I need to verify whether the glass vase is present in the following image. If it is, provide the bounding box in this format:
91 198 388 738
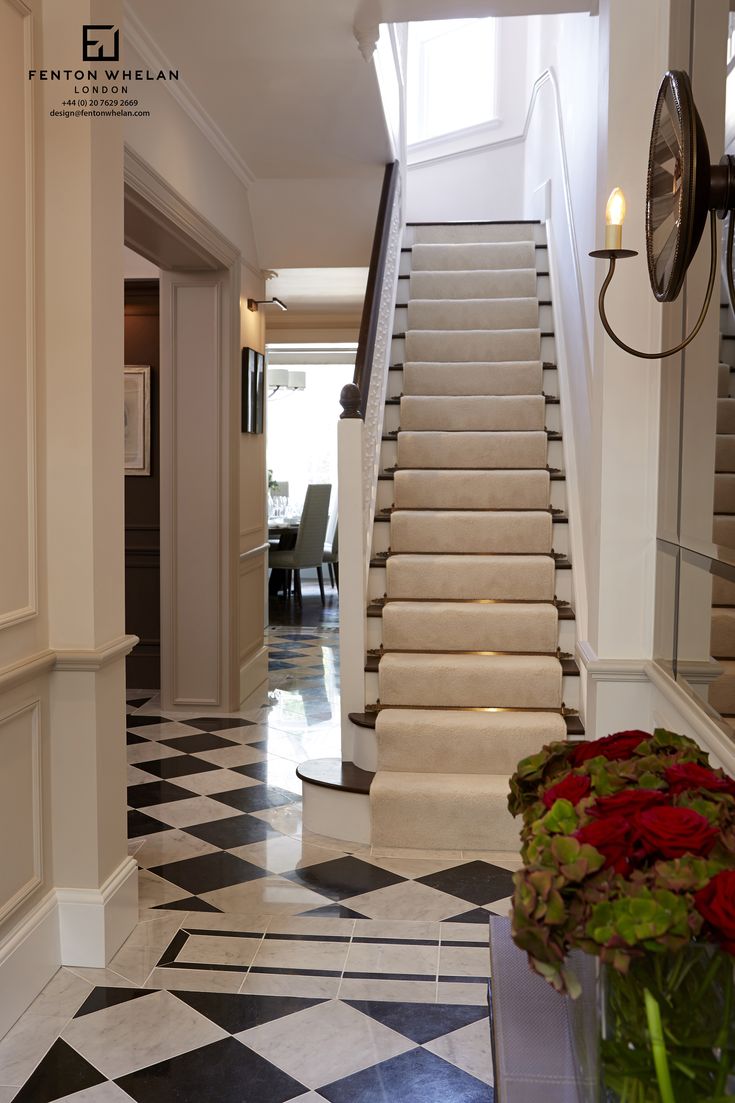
599 945 735 1102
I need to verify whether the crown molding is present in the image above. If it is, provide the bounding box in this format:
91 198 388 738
124 4 256 190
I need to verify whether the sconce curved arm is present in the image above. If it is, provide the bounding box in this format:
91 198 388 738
596 211 717 360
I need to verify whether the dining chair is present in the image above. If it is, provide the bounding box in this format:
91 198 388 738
323 522 338 590
269 483 332 604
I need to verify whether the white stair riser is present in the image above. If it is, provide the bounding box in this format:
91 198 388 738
397 270 551 298
720 339 735 367
404 223 547 245
374 476 566 513
378 437 562 468
720 304 735 337
370 517 568 556
382 402 560 433
364 670 580 709
386 366 559 400
391 333 556 363
367 564 573 602
401 301 553 332
366 613 575 652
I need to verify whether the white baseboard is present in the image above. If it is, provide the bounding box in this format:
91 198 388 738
57 857 138 968
302 781 371 845
0 892 60 1039
240 646 268 705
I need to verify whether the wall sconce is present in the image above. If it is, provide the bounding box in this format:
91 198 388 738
589 70 735 359
247 297 288 312
268 369 306 397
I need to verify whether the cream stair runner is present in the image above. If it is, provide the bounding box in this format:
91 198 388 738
710 358 735 727
370 224 571 851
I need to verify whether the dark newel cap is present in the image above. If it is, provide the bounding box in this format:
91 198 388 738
339 383 363 420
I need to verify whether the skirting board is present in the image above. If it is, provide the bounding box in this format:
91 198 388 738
240 645 268 705
57 856 138 968
0 892 60 1039
301 780 371 845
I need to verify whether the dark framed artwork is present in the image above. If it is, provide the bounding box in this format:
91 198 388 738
241 347 265 433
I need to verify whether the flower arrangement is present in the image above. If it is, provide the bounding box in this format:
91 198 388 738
508 728 735 1101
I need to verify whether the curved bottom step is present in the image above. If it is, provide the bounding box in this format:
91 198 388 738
298 760 372 845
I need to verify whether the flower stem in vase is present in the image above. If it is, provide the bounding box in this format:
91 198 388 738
643 989 676 1103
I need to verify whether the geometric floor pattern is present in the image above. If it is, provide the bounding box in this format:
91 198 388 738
0 626 511 1100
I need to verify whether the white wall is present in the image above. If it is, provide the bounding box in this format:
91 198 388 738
405 17 529 220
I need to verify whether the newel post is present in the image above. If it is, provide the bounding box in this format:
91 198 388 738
338 383 367 761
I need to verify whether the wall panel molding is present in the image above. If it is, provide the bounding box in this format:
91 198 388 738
0 699 42 925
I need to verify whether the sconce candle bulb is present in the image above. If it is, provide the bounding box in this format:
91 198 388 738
604 187 627 250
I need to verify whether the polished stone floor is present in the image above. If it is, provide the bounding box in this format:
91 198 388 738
0 627 515 1101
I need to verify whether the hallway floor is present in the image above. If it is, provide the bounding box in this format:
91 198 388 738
0 627 516 1102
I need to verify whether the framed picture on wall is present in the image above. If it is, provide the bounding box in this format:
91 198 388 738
241 347 265 434
124 364 151 475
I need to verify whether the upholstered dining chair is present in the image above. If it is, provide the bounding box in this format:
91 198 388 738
323 522 338 590
269 483 332 604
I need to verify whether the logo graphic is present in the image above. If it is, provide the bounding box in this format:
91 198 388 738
82 24 120 62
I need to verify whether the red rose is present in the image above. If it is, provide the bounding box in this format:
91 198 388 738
665 762 735 797
588 788 667 819
571 730 650 766
542 773 591 809
695 870 735 953
635 806 719 860
575 814 632 874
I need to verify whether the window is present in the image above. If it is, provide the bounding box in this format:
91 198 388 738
407 18 498 146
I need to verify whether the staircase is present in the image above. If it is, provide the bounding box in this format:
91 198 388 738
709 301 735 728
350 221 582 852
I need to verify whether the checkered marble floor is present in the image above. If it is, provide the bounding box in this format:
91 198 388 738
0 627 515 1101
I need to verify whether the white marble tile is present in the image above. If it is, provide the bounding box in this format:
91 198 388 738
171 769 261 796
191 745 266 768
127 765 156 786
441 922 492 944
0 970 93 1087
179 912 271 934
57 1083 135 1101
290 1095 329 1103
137 869 191 911
126 742 184 765
0 1088 17 1102
143 795 241 829
238 973 340 999
107 913 185 986
352 919 440 942
64 967 139 989
200 875 328 915
127 721 198 739
436 981 489 1005
134 829 220 869
235 1000 414 1089
62 989 227 1080
344 881 468 922
369 846 464 860
265 916 355 938
249 804 303 838
364 855 469 880
460 850 522 868
228 836 338 875
345 941 439 977
337 977 438 1003
424 1017 494 1085
24 969 92 1021
300 830 367 855
250 938 349 974
486 896 513 918
144 967 249 993
439 944 491 978
176 934 262 968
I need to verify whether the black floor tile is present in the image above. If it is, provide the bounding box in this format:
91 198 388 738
319 1046 492 1103
126 780 196 809
232 761 282 783
416 861 515 906
13 1039 106 1102
187 813 278 849
127 809 169 838
116 1036 307 1103
444 907 494 924
127 732 149 745
299 904 371 919
152 895 222 912
149 851 267 894
158 732 239 753
172 990 326 1034
283 856 404 902
75 987 155 1019
127 697 154 708
214 784 300 814
181 716 257 732
133 754 221 779
346 1001 488 1044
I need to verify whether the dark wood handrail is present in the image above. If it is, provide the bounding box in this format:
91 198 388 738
353 161 400 416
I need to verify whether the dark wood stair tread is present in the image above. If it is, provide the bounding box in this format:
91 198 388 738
296 758 373 794
349 710 584 736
